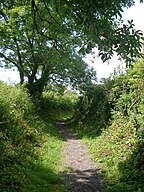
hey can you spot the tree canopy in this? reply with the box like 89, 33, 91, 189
0, 0, 143, 96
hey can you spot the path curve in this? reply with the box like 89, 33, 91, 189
56, 121, 105, 192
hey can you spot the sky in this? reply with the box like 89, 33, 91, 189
84, 0, 144, 79
0, 0, 144, 83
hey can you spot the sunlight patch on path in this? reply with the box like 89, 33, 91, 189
56, 122, 105, 192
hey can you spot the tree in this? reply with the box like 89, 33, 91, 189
0, 0, 143, 96
0, 1, 96, 96
29, 0, 144, 63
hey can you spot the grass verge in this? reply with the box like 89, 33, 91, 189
22, 117, 65, 192
0, 82, 65, 192
68, 120, 144, 192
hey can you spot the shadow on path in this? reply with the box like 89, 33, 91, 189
64, 169, 104, 192
55, 121, 77, 141
56, 121, 105, 192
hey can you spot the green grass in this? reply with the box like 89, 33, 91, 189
0, 82, 66, 192
67, 60, 144, 192
68, 120, 144, 192
22, 119, 65, 192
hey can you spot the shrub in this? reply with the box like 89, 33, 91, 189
0, 82, 66, 192
71, 81, 113, 137
0, 82, 40, 191
85, 60, 144, 192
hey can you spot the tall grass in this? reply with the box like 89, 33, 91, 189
69, 60, 144, 192
40, 89, 78, 121
0, 82, 65, 192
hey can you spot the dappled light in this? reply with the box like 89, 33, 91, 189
64, 169, 105, 192
56, 121, 105, 192
0, 1, 144, 192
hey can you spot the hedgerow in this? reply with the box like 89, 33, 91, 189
70, 59, 144, 192
0, 82, 64, 192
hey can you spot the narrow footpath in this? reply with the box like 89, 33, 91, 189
56, 121, 105, 192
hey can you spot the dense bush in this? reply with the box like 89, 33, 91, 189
0, 82, 39, 191
109, 60, 144, 191
71, 80, 113, 137
40, 89, 78, 120
0, 82, 65, 192
81, 60, 144, 192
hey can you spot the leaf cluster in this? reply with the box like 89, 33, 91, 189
69, 58, 144, 191
0, 0, 143, 97
0, 82, 65, 192
0, 0, 97, 96
82, 59, 144, 192
71, 80, 113, 137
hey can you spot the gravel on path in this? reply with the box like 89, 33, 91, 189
56, 121, 105, 192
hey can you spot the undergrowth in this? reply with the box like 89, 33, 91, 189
0, 82, 66, 192
40, 89, 78, 121
70, 80, 112, 138
69, 60, 144, 192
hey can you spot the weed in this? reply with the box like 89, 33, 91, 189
0, 82, 65, 192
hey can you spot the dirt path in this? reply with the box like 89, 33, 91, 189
56, 121, 105, 192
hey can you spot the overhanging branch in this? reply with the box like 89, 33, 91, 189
0, 52, 17, 66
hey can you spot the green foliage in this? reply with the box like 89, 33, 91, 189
40, 89, 78, 121
106, 59, 144, 191
0, 0, 96, 96
69, 59, 144, 192
71, 80, 113, 137
84, 60, 144, 191
0, 82, 65, 192
0, 0, 143, 97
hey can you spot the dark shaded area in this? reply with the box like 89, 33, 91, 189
70, 83, 112, 139
56, 121, 105, 192
118, 142, 144, 192
55, 121, 77, 141
0, 113, 65, 192
0, 152, 65, 192
64, 169, 105, 192
23, 162, 65, 192
103, 141, 144, 192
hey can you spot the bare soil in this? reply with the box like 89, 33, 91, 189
56, 121, 105, 192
